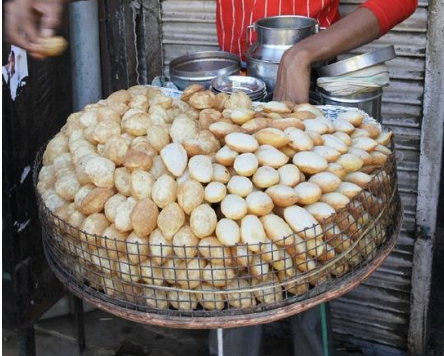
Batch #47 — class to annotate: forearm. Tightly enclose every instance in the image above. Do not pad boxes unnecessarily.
[293,7,380,66]
[274,8,380,102]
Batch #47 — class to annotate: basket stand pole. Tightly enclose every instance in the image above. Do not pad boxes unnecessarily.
[217,328,224,356]
[18,325,36,356]
[73,295,86,352]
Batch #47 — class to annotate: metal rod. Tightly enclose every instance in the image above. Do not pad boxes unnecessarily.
[18,325,36,356]
[74,295,86,352]
[217,328,224,356]
[320,304,329,356]
[69,0,102,111]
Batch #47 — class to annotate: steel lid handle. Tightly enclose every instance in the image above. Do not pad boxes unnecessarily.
[315,24,327,34]
[245,24,256,51]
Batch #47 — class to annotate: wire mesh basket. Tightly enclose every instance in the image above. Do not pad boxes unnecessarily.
[34,141,403,329]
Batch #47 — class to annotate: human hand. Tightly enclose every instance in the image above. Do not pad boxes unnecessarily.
[273,45,313,104]
[274,7,382,104]
[5,0,64,58]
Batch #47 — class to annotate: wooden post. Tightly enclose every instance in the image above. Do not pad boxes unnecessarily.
[408,0,444,354]
[98,0,162,96]
[134,0,163,85]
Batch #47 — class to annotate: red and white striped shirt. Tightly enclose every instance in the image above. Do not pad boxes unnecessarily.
[216,0,418,58]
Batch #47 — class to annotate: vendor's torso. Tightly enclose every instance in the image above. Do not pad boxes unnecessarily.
[216,0,340,56]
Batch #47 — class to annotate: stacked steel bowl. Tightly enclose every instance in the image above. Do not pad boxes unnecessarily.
[211,75,268,102]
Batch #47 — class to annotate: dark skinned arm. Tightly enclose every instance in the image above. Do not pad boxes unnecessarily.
[274,8,380,104]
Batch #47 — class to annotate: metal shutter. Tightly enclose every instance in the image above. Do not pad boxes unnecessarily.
[159,0,428,352]
[330,1,427,352]
[161,0,219,76]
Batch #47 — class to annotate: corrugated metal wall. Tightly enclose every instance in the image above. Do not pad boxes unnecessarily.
[159,0,428,352]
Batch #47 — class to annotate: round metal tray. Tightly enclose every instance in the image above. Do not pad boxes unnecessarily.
[318,46,396,77]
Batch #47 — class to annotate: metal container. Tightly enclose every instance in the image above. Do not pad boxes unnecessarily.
[246,16,318,91]
[316,87,383,122]
[210,75,268,101]
[212,87,267,101]
[169,51,241,90]
[211,75,266,96]
[318,46,396,77]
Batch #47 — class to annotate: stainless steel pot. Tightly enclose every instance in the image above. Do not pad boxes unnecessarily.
[316,87,383,122]
[169,51,241,90]
[246,16,318,91]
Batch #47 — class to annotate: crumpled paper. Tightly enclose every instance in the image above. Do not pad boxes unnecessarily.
[317,64,390,96]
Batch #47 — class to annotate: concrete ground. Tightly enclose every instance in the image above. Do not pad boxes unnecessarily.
[2,309,290,356]
[3,309,366,356]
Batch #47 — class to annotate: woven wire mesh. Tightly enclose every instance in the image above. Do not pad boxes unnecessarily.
[34,147,402,318]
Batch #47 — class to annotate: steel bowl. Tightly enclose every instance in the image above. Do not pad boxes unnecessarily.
[211,75,267,95]
[210,87,268,102]
[211,85,267,96]
[169,51,241,90]
[211,86,267,99]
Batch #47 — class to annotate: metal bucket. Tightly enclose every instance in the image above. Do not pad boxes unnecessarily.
[246,15,318,91]
[315,87,383,122]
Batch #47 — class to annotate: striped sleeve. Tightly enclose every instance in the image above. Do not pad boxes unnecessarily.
[360,0,418,36]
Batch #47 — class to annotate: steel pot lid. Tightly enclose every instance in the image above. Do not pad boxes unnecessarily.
[318,46,396,77]
[169,51,241,79]
[211,75,267,94]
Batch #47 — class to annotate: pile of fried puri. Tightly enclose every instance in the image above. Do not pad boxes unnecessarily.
[37,84,394,310]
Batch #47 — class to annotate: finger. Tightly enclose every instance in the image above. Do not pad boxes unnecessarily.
[22,19,40,44]
[295,75,311,104]
[274,58,291,101]
[273,79,286,101]
[273,70,284,100]
[28,49,45,60]
[273,90,282,101]
[273,86,285,101]
[6,22,35,51]
[22,23,46,57]
[273,74,284,99]
[7,21,44,57]
[4,3,31,49]
[291,91,306,104]
[33,3,62,38]
[297,90,310,104]
[276,86,294,103]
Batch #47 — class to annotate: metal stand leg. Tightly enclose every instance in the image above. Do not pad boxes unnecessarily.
[18,325,36,356]
[217,328,224,356]
[73,295,86,352]
[290,303,335,356]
